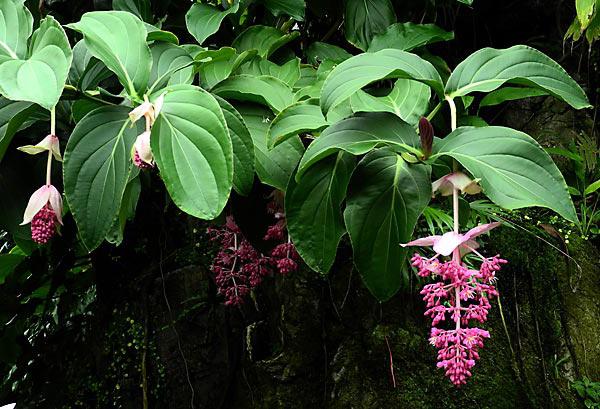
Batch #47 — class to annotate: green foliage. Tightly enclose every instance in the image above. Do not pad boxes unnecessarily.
[572,377,600,408]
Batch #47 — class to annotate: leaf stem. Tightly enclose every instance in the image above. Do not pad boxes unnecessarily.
[426,101,443,122]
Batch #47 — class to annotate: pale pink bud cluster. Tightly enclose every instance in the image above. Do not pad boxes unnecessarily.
[411,253,506,386]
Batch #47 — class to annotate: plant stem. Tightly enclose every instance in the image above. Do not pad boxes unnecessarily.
[426,101,443,122]
[46,107,56,186]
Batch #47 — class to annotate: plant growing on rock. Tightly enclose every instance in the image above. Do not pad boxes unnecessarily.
[0,0,592,395]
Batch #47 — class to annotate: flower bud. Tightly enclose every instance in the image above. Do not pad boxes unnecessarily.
[418,117,433,158]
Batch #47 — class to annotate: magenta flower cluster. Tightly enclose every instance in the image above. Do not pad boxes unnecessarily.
[31,204,58,244]
[410,252,506,386]
[207,206,299,306]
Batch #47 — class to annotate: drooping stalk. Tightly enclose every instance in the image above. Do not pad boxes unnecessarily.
[46,107,56,186]
[445,96,461,330]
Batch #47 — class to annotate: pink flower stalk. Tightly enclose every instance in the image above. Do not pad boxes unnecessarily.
[21,184,63,244]
[403,222,506,386]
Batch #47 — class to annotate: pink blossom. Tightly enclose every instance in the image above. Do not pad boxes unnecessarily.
[132,131,154,169]
[17,134,62,161]
[401,222,501,256]
[21,184,63,244]
[432,172,481,197]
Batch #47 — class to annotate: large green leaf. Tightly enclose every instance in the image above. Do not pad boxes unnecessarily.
[479,86,548,108]
[63,106,143,251]
[196,47,257,89]
[236,57,300,86]
[0,0,32,62]
[214,96,255,196]
[368,22,454,53]
[113,0,152,22]
[344,0,396,51]
[320,49,444,114]
[257,0,305,20]
[350,78,430,125]
[267,98,328,148]
[232,25,299,58]
[306,42,352,65]
[148,42,194,92]
[212,74,294,112]
[235,103,304,190]
[67,11,152,98]
[344,149,432,301]
[431,126,577,222]
[68,40,112,91]
[297,112,420,179]
[185,1,239,45]
[106,172,141,246]
[445,45,591,109]
[286,152,355,273]
[0,16,72,110]
[0,98,45,163]
[151,85,233,219]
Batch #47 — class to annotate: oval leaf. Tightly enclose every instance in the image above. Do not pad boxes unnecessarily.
[297,112,420,179]
[212,74,294,113]
[320,48,444,114]
[235,103,304,190]
[445,45,591,109]
[257,0,305,21]
[214,96,255,196]
[286,152,356,273]
[344,149,432,301]
[267,98,328,148]
[151,85,233,219]
[0,0,32,62]
[148,42,194,92]
[63,106,143,251]
[232,25,299,58]
[431,126,577,222]
[67,11,151,97]
[185,1,239,45]
[350,78,431,125]
[196,47,257,90]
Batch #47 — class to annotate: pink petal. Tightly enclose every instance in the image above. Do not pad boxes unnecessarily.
[129,100,153,123]
[400,235,441,248]
[17,134,61,161]
[134,131,153,164]
[460,239,480,256]
[433,231,465,256]
[153,93,165,120]
[47,185,63,225]
[463,222,501,241]
[21,185,51,225]
[432,172,481,196]
[432,175,453,196]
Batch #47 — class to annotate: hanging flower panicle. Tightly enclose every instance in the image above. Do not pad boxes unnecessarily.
[403,222,506,386]
[264,200,300,275]
[18,134,63,244]
[208,216,272,306]
[128,94,164,169]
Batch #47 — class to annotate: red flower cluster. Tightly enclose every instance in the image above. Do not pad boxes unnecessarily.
[31,204,58,244]
[207,204,299,306]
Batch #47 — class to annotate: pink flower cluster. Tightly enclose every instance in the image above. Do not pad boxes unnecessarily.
[411,253,505,385]
[31,204,58,244]
[207,205,299,306]
[403,223,506,386]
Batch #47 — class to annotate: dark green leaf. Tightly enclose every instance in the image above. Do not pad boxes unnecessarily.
[215,96,255,196]
[212,74,294,112]
[268,98,328,148]
[232,25,299,58]
[368,22,454,53]
[344,0,396,51]
[431,126,577,222]
[320,49,444,114]
[151,85,233,219]
[344,149,431,301]
[306,42,352,64]
[196,47,257,89]
[286,152,355,273]
[235,103,304,190]
[236,56,300,86]
[257,0,305,20]
[67,11,151,98]
[297,112,420,179]
[479,87,548,108]
[185,1,239,45]
[113,0,152,22]
[148,42,194,92]
[350,78,431,125]
[445,45,591,110]
[0,97,45,163]
[63,106,144,251]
